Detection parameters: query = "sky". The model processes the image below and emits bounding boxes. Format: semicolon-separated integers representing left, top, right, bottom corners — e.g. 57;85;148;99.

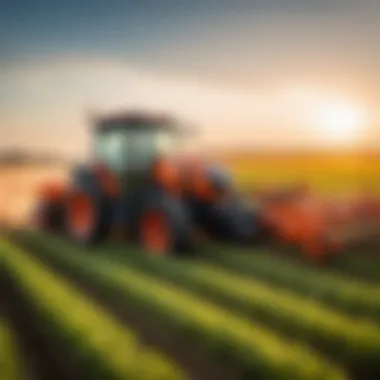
0;0;379;157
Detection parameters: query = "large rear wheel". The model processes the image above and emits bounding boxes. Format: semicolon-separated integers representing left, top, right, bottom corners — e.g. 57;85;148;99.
32;201;64;233
65;191;112;245
202;198;265;243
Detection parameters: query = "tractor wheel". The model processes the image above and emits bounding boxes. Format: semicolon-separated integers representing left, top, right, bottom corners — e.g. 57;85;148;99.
139;195;194;256
32;201;64;233
205;199;265;244
65;191;113;245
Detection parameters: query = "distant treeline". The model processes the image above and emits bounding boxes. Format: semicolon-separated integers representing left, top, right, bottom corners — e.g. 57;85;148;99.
0;150;67;166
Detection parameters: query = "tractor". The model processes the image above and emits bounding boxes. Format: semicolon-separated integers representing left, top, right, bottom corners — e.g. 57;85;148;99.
32;109;380;262
33;110;262;255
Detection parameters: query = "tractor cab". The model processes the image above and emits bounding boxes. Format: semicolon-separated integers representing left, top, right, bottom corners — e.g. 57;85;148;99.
93;111;185;173
91;111;190;192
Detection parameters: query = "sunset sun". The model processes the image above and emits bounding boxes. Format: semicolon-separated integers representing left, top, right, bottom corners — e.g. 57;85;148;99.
312;99;368;144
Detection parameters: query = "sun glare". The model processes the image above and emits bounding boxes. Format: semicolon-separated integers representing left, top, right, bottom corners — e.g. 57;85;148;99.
312;99;367;144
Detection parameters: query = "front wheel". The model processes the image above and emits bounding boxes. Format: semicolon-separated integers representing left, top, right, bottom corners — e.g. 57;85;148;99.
139;194;195;256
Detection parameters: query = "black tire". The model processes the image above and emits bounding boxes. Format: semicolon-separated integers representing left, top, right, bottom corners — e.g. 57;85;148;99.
32;201;64;233
64;191;114;246
65;165;116;246
139;191;195;256
204;198;265;243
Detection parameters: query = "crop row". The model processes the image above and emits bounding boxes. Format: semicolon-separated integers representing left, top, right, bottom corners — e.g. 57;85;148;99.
328;254;380;283
203;244;380;321
0;317;25;380
17;231;347;380
0;238;186;380
27;231;380;377
92;244;380;373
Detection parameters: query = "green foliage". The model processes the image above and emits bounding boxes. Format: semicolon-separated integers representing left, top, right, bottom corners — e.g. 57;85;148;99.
0;318;25;380
0;238;186;380
327;253;380;283
87;244;380;373
22;232;348;380
203;245;380;322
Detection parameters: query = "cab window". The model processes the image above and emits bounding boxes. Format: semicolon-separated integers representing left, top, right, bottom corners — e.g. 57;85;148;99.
94;131;126;173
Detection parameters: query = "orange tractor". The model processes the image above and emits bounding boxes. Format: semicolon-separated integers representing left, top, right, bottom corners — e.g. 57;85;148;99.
32;109;380;262
32;110;261;255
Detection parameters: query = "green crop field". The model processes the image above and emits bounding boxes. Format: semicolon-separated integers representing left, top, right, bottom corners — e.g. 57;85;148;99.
1;229;380;380
0;317;26;380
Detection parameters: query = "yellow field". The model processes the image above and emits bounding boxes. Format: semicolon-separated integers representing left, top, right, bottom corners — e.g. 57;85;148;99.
217;153;380;194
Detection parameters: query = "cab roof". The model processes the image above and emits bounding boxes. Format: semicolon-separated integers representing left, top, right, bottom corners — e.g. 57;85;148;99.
93;110;181;133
